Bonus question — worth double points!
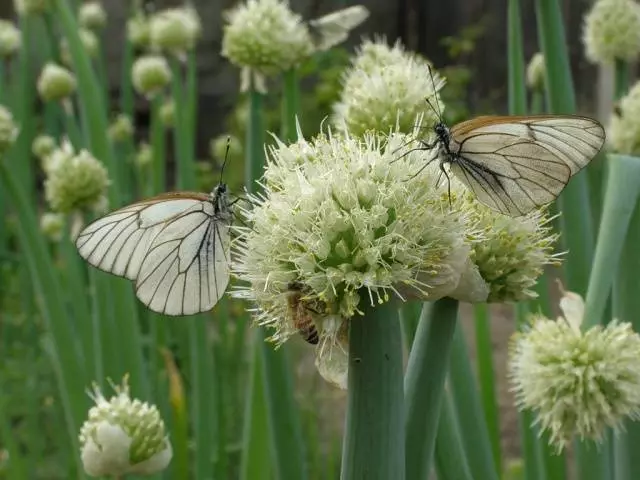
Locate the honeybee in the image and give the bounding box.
[286,283,320,345]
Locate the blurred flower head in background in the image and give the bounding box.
[108,114,134,143]
[509,289,640,452]
[222,0,314,90]
[0,20,21,58]
[149,6,201,58]
[37,63,77,103]
[222,0,368,92]
[40,212,65,242]
[13,0,50,16]
[0,105,18,155]
[44,141,110,214]
[608,80,640,155]
[32,134,56,161]
[583,0,640,64]
[332,38,445,136]
[159,98,176,127]
[79,376,172,477]
[127,10,151,50]
[61,28,99,66]
[135,141,153,169]
[131,55,172,98]
[526,52,545,91]
[78,1,107,31]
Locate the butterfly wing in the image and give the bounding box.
[448,115,605,216]
[308,6,369,51]
[134,199,231,316]
[76,194,208,280]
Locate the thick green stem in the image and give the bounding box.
[612,158,640,479]
[342,298,404,480]
[260,334,307,480]
[449,323,499,480]
[399,301,424,354]
[240,340,271,480]
[515,303,546,480]
[188,317,216,480]
[434,392,473,480]
[404,299,458,480]
[583,155,640,330]
[474,304,502,475]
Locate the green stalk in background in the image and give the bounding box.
[12,15,36,202]
[448,324,499,480]
[162,347,189,480]
[165,52,218,478]
[614,59,629,101]
[185,50,198,161]
[260,332,307,480]
[240,349,272,480]
[53,0,117,196]
[514,303,547,480]
[245,86,265,192]
[434,392,473,480]
[535,0,594,294]
[150,96,166,194]
[606,154,640,479]
[342,299,404,480]
[185,274,217,471]
[507,0,527,116]
[473,304,502,475]
[240,82,272,479]
[0,160,87,469]
[170,57,196,190]
[507,4,561,478]
[404,299,458,480]
[241,79,307,478]
[530,90,545,115]
[54,0,147,400]
[281,68,300,142]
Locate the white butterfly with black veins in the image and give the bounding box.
[308,5,369,51]
[427,114,606,216]
[76,183,232,316]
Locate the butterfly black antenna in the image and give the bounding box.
[426,65,444,123]
[219,136,231,185]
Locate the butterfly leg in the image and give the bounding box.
[439,161,452,208]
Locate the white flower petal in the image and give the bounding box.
[81,422,132,477]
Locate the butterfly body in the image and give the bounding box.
[426,114,605,216]
[76,183,232,316]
